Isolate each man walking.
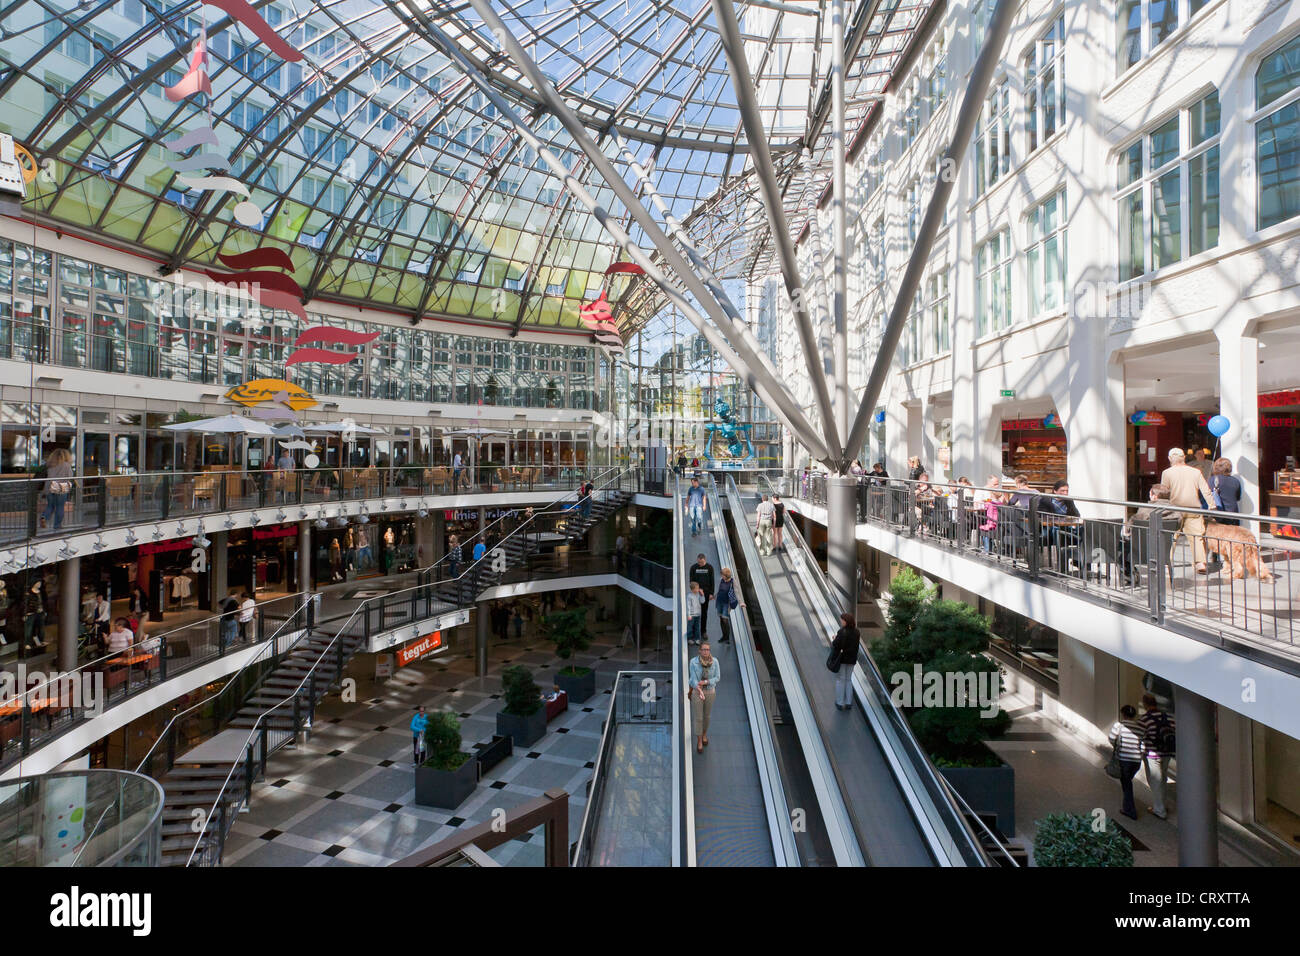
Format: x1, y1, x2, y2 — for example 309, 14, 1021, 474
1138, 693, 1176, 820
1160, 447, 1217, 573
685, 475, 708, 536
238, 591, 256, 644
755, 494, 776, 556
688, 553, 715, 642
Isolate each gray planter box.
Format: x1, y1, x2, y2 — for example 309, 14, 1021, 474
940, 753, 1015, 838
414, 754, 478, 810
497, 707, 547, 748
553, 666, 596, 703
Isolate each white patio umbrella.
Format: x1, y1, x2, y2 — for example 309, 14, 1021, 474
302, 422, 387, 435
442, 427, 511, 480
161, 414, 277, 468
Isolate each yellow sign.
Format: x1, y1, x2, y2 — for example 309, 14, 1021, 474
224, 378, 317, 411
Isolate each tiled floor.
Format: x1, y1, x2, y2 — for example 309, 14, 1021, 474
223, 625, 666, 867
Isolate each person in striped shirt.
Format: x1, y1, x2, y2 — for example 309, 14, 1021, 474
1138, 694, 1176, 820
1108, 705, 1145, 820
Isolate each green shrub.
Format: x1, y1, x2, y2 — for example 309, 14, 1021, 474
543, 607, 592, 676
420, 711, 469, 772
1033, 812, 1134, 867
501, 664, 542, 717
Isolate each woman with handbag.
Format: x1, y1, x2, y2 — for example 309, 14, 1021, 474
42, 448, 74, 531
1107, 704, 1145, 820
829, 612, 861, 711
714, 568, 744, 644
1203, 458, 1242, 572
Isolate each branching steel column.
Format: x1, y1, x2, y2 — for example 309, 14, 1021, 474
459, 0, 833, 462
844, 0, 1018, 459
709, 0, 842, 459
417, 10, 834, 463
831, 0, 850, 458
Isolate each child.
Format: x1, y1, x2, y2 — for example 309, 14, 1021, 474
685, 581, 705, 644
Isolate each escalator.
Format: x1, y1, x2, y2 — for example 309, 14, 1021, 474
726, 476, 995, 866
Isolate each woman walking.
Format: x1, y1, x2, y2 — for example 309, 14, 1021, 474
1206, 457, 1243, 570
714, 567, 744, 644
1107, 704, 1145, 820
830, 612, 861, 711
772, 494, 786, 552
42, 448, 74, 531
688, 642, 720, 753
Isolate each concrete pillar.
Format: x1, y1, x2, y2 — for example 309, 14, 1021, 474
297, 521, 312, 592
58, 556, 80, 671
1174, 684, 1219, 867
1217, 329, 1260, 511
826, 476, 858, 616
208, 530, 228, 609
475, 601, 489, 677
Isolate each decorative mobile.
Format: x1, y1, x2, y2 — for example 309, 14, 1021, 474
579, 261, 642, 357
703, 397, 755, 464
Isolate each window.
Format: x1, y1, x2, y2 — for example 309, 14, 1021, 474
906, 178, 922, 243
871, 217, 886, 288
1025, 15, 1065, 153
1117, 0, 1210, 73
1256, 34, 1300, 230
902, 291, 922, 367
1027, 191, 1067, 316
928, 273, 950, 354
1115, 90, 1219, 280
925, 33, 948, 115
973, 0, 994, 51
902, 81, 921, 152
976, 229, 1012, 336
974, 81, 1011, 196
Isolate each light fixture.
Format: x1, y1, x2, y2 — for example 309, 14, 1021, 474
315, 517, 328, 529
175, 522, 188, 538
276, 510, 287, 522
224, 517, 235, 529
92, 535, 106, 552
152, 526, 165, 541
124, 531, 138, 546
1015, 444, 1026, 455
250, 513, 261, 526
29, 551, 43, 565
1047, 444, 1058, 455
57, 544, 78, 559
418, 509, 429, 519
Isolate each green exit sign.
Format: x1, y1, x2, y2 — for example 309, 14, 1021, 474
1000, 389, 1016, 398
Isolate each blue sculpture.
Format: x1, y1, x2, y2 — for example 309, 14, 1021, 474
703, 398, 754, 464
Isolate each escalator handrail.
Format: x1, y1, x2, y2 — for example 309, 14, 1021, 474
671, 475, 697, 867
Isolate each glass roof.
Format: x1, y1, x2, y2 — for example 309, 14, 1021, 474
0, 0, 938, 337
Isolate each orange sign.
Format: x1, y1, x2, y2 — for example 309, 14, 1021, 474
224, 378, 317, 411
396, 632, 443, 667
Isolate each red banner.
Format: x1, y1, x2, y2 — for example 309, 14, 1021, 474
1260, 389, 1300, 409
139, 537, 193, 556
252, 523, 298, 540
396, 632, 443, 667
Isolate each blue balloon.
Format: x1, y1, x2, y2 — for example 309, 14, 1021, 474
874, 410, 886, 424
1207, 415, 1230, 438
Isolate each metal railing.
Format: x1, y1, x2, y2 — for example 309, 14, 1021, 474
3, 463, 611, 552
784, 472, 1300, 667
0, 591, 310, 773
572, 669, 671, 867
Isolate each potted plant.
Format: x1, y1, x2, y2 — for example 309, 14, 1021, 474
496, 664, 546, 747
542, 607, 596, 702
874, 568, 1015, 836
1032, 812, 1134, 867
414, 711, 477, 810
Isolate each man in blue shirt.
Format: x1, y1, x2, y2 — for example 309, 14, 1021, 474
472, 539, 487, 562
685, 475, 708, 536
410, 706, 428, 765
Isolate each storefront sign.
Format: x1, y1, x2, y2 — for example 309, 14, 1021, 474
252, 523, 298, 540
367, 607, 470, 655
1260, 389, 1300, 409
1129, 410, 1167, 426
1002, 417, 1063, 431
396, 632, 443, 667
444, 508, 514, 522
139, 537, 193, 556
1197, 412, 1297, 428
224, 378, 316, 410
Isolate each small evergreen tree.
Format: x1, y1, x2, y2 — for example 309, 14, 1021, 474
421, 711, 469, 771
501, 664, 542, 717
542, 607, 592, 677
1033, 812, 1134, 867
874, 567, 932, 676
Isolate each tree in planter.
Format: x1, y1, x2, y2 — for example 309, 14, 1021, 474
1032, 812, 1134, 867
542, 607, 592, 678
874, 581, 1012, 766
501, 664, 542, 717
421, 710, 471, 772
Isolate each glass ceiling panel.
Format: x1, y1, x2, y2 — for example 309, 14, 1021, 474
0, 0, 941, 339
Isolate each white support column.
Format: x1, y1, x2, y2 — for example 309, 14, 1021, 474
1217, 328, 1260, 511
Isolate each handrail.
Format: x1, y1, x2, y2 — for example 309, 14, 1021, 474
133, 593, 318, 776
760, 474, 993, 867
701, 474, 798, 866
671, 475, 696, 867
723, 477, 864, 866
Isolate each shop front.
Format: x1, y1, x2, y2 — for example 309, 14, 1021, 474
378, 516, 416, 576
229, 524, 301, 595
1001, 413, 1066, 488
1257, 389, 1300, 537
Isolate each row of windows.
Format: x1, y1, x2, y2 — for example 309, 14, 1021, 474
976, 191, 1067, 338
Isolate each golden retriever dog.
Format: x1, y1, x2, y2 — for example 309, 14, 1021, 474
1204, 521, 1274, 582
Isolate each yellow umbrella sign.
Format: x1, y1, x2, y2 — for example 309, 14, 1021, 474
224, 378, 317, 411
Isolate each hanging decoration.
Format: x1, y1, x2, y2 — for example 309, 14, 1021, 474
703, 397, 755, 465
579, 261, 643, 358
284, 327, 382, 366
202, 0, 304, 61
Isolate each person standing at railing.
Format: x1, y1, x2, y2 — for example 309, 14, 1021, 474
979, 476, 1004, 554
580, 478, 594, 519
24, 580, 50, 652
1160, 448, 1217, 574
452, 451, 465, 493
829, 612, 861, 711
447, 535, 462, 579
907, 456, 925, 482
688, 642, 719, 754
40, 448, 74, 532
218, 591, 240, 652
868, 462, 890, 519
685, 476, 708, 537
